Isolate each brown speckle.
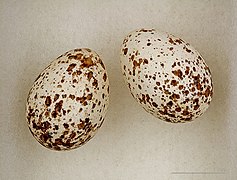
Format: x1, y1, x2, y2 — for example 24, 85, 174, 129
80, 57, 94, 68
69, 94, 75, 100
68, 53, 83, 60
143, 59, 148, 64
87, 71, 93, 81
55, 100, 63, 114
66, 63, 77, 73
172, 69, 183, 79
86, 94, 93, 100
182, 110, 190, 116
171, 93, 180, 100
175, 39, 183, 44
185, 66, 190, 75
45, 96, 52, 106
204, 86, 211, 97
103, 73, 107, 82
63, 123, 69, 129
152, 102, 158, 108
175, 107, 181, 112
123, 48, 128, 55
179, 85, 184, 90
167, 101, 173, 107
171, 80, 178, 86
169, 38, 176, 45
92, 79, 98, 88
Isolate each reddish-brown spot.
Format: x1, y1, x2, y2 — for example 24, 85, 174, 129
204, 87, 211, 97
172, 69, 183, 79
152, 102, 158, 108
167, 101, 173, 107
45, 111, 50, 117
54, 94, 59, 102
172, 62, 176, 68
171, 93, 180, 100
68, 53, 83, 60
54, 100, 63, 113
185, 47, 191, 53
183, 90, 189, 95
69, 132, 76, 139
74, 48, 82, 52
179, 85, 184, 90
51, 111, 57, 118
143, 59, 148, 64
175, 39, 183, 44
40, 132, 52, 142
185, 66, 190, 75
80, 57, 94, 68
98, 59, 105, 69
76, 70, 82, 76
196, 83, 201, 90
92, 79, 98, 88
63, 123, 69, 129
175, 107, 181, 112
87, 71, 93, 81
123, 48, 128, 55
45, 96, 52, 106
33, 120, 51, 133
182, 110, 190, 116
66, 63, 77, 73
139, 29, 154, 32
86, 94, 93, 100
69, 94, 75, 100
62, 109, 66, 115
194, 104, 200, 110
103, 73, 107, 82
133, 58, 143, 71
78, 121, 85, 129
171, 80, 178, 86
191, 87, 196, 92
169, 38, 176, 45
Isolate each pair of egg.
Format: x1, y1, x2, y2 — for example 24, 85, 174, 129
26, 29, 213, 151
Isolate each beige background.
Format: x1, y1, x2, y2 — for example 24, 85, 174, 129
1, 0, 237, 179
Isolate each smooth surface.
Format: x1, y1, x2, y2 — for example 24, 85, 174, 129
0, 0, 236, 179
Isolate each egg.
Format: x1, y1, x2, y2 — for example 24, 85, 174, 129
120, 29, 213, 123
26, 48, 109, 150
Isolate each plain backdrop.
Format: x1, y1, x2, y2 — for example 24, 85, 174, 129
1, 0, 237, 179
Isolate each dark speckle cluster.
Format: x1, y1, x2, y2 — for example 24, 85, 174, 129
26, 48, 109, 150
120, 29, 213, 123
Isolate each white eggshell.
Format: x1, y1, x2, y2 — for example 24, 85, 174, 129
120, 29, 213, 123
26, 48, 109, 150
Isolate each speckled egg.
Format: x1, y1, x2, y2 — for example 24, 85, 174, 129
26, 48, 109, 150
120, 29, 213, 123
